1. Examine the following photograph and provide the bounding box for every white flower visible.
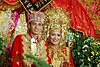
[77,52,80,55]
[82,45,88,49]
[84,50,87,52]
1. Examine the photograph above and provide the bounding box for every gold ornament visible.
[0,1,21,11]
[43,7,71,45]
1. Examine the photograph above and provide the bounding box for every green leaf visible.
[25,54,51,67]
[33,62,42,67]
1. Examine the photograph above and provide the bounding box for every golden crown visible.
[43,7,71,45]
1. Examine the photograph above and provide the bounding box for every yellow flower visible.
[98,60,100,63]
[91,51,94,56]
[0,51,2,54]
[88,57,91,61]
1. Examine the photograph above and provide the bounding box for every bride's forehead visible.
[50,29,61,33]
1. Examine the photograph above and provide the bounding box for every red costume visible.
[10,33,51,67]
[45,41,74,67]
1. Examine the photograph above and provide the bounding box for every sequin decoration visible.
[44,8,71,45]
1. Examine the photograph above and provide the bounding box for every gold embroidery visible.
[22,34,32,67]
[21,34,48,66]
[36,40,48,62]
[49,46,70,67]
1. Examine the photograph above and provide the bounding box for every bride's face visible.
[49,29,61,45]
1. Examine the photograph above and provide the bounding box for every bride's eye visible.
[57,34,61,37]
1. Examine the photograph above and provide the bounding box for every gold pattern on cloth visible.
[14,13,27,37]
[36,40,48,62]
[49,45,70,67]
[22,34,32,67]
[0,1,21,11]
[21,33,48,66]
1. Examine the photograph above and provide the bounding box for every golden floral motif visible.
[49,46,70,67]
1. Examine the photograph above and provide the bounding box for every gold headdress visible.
[44,8,71,45]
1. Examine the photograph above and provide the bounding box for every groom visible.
[10,11,51,67]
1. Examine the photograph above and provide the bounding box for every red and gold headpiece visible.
[26,11,44,24]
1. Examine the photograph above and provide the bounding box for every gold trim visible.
[21,34,32,67]
[19,0,30,14]
[38,0,53,12]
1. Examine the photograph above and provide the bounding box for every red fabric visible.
[70,53,74,67]
[3,0,18,5]
[50,0,97,39]
[45,42,52,64]
[10,60,24,67]
[10,35,24,67]
[12,7,23,14]
[31,64,36,67]
[46,41,74,66]
[31,0,37,3]
[10,34,51,67]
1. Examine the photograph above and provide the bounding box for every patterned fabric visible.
[50,0,97,39]
[46,41,74,67]
[19,0,52,13]
[3,0,19,5]
[10,33,51,67]
[27,12,44,24]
